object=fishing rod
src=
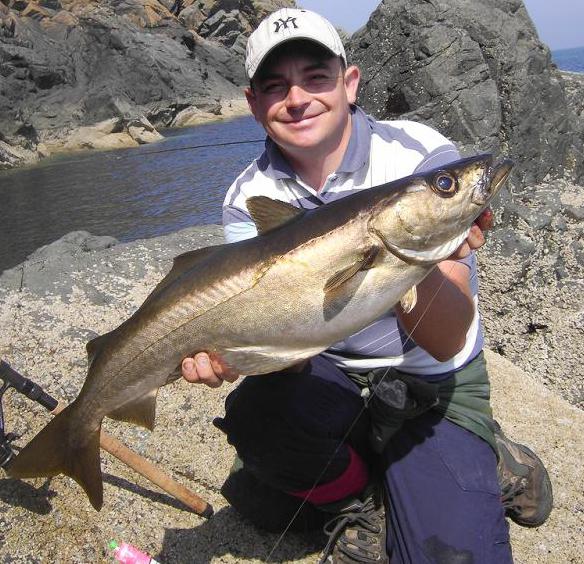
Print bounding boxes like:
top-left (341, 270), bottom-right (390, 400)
top-left (0, 360), bottom-right (57, 468)
top-left (0, 360), bottom-right (213, 517)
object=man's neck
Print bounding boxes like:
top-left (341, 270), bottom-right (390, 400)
top-left (280, 114), bottom-right (353, 192)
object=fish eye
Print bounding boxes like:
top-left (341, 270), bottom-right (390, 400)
top-left (432, 172), bottom-right (457, 197)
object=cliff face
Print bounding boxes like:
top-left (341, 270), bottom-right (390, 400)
top-left (1, 0), bottom-right (583, 182)
top-left (347, 0), bottom-right (584, 185)
top-left (0, 0), bottom-right (295, 167)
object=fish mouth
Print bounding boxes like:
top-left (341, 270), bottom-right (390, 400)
top-left (472, 157), bottom-right (514, 206)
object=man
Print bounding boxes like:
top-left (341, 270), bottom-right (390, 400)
top-left (182, 8), bottom-right (552, 563)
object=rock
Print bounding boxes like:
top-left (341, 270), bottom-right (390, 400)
top-left (170, 102), bottom-right (223, 126)
top-left (0, 0), bottom-right (292, 167)
top-left (63, 125), bottom-right (137, 151)
top-left (347, 0), bottom-right (584, 185)
top-left (127, 123), bottom-right (164, 144)
top-left (0, 138), bottom-right (37, 169)
top-left (112, 0), bottom-right (173, 28)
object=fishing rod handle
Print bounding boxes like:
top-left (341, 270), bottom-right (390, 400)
top-left (0, 361), bottom-right (58, 411)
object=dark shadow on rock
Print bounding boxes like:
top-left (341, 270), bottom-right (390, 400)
top-left (0, 477), bottom-right (57, 515)
top-left (102, 473), bottom-right (200, 514)
top-left (159, 506), bottom-right (324, 563)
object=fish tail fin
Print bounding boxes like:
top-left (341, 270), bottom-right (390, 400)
top-left (6, 404), bottom-right (104, 510)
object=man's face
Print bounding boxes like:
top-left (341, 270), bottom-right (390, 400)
top-left (245, 49), bottom-right (360, 159)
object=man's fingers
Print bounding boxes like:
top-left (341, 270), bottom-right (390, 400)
top-left (182, 352), bottom-right (240, 387)
top-left (194, 353), bottom-right (224, 388)
top-left (181, 354), bottom-right (222, 387)
top-left (467, 223), bottom-right (486, 250)
top-left (209, 354), bottom-right (240, 383)
top-left (181, 357), bottom-right (199, 383)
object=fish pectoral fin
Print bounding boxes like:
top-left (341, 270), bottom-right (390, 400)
top-left (246, 196), bottom-right (305, 235)
top-left (107, 389), bottom-right (158, 431)
top-left (399, 286), bottom-right (418, 313)
top-left (323, 246), bottom-right (381, 322)
top-left (324, 246), bottom-right (381, 293)
top-left (7, 404), bottom-right (104, 511)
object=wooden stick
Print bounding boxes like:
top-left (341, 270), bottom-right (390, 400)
top-left (51, 402), bottom-right (213, 517)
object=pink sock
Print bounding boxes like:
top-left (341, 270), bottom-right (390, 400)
top-left (287, 446), bottom-right (369, 505)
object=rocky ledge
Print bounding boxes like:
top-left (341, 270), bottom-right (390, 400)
top-left (0, 215), bottom-right (582, 561)
top-left (0, 0), bottom-right (291, 168)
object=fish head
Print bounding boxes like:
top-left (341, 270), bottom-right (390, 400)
top-left (369, 154), bottom-right (513, 264)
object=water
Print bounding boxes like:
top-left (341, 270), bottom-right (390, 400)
top-left (0, 116), bottom-right (265, 273)
top-left (552, 46), bottom-right (584, 73)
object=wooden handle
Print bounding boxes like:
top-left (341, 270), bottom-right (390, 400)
top-left (51, 402), bottom-right (213, 517)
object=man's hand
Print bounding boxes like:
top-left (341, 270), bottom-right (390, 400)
top-left (182, 353), bottom-right (240, 388)
top-left (449, 207), bottom-right (494, 260)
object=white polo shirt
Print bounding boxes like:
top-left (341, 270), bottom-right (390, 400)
top-left (222, 106), bottom-right (484, 376)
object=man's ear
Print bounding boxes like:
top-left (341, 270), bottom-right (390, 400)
top-left (343, 65), bottom-right (361, 105)
top-left (245, 86), bottom-right (259, 120)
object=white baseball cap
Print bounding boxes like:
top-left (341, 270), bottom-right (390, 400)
top-left (245, 8), bottom-right (347, 79)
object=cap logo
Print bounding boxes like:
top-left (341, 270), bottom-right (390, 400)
top-left (273, 16), bottom-right (298, 33)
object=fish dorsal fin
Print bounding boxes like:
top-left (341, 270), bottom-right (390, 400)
top-left (138, 245), bottom-right (223, 311)
top-left (86, 245), bottom-right (223, 368)
top-left (86, 331), bottom-right (116, 368)
top-left (324, 246), bottom-right (380, 294)
top-left (246, 196), bottom-right (305, 235)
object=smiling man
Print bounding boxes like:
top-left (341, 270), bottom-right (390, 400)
top-left (181, 8), bottom-right (552, 564)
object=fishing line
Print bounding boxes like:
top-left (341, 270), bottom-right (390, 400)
top-left (3, 138), bottom-right (266, 172)
top-left (265, 261), bottom-right (458, 562)
top-left (113, 138), bottom-right (265, 159)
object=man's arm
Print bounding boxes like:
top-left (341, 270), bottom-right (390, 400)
top-left (395, 210), bottom-right (492, 362)
top-left (396, 261), bottom-right (474, 361)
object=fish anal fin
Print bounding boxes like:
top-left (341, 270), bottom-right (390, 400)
top-left (324, 246), bottom-right (380, 294)
top-left (7, 405), bottom-right (104, 511)
top-left (246, 196), bottom-right (305, 235)
top-left (107, 389), bottom-right (158, 431)
top-left (399, 286), bottom-right (418, 313)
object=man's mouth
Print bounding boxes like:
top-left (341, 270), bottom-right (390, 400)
top-left (281, 113), bottom-right (322, 125)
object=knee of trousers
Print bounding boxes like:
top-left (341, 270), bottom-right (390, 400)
top-left (213, 369), bottom-right (367, 491)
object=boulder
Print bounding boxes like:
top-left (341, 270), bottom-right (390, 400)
top-left (347, 0), bottom-right (584, 185)
top-left (0, 138), bottom-right (37, 169)
top-left (127, 116), bottom-right (164, 144)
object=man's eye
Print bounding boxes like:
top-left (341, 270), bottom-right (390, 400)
top-left (261, 82), bottom-right (286, 94)
top-left (307, 74), bottom-right (330, 83)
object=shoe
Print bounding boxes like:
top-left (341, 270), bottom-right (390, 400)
top-left (318, 484), bottom-right (388, 563)
top-left (494, 422), bottom-right (553, 527)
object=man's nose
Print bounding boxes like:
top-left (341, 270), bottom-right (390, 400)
top-left (285, 83), bottom-right (311, 108)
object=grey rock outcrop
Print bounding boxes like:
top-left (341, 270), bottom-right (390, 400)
top-left (347, 0), bottom-right (584, 185)
top-left (0, 0), bottom-right (295, 168)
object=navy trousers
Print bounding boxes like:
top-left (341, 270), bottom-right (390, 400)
top-left (215, 355), bottom-right (513, 563)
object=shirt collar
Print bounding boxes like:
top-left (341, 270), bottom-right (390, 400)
top-left (259, 105), bottom-right (373, 180)
top-left (336, 105), bottom-right (372, 173)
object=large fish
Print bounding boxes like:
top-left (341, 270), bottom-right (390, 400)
top-left (7, 153), bottom-right (513, 510)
